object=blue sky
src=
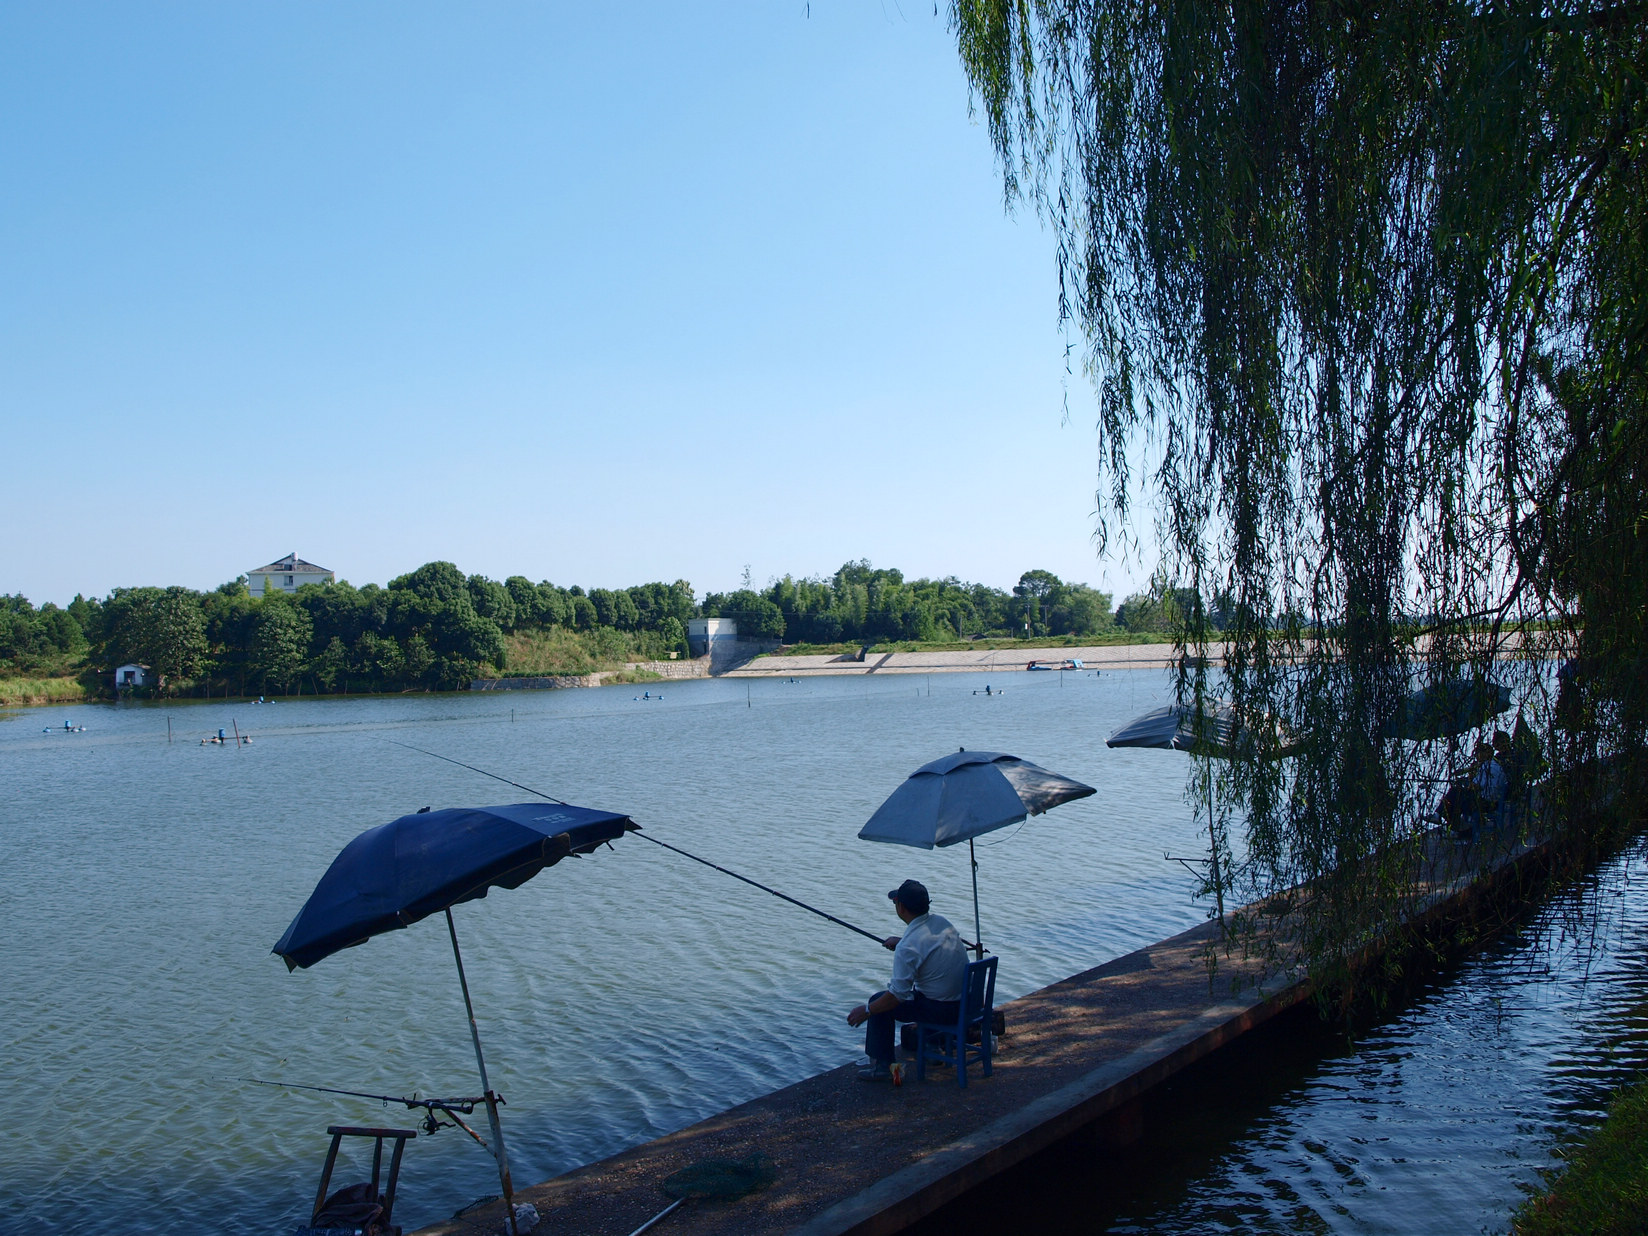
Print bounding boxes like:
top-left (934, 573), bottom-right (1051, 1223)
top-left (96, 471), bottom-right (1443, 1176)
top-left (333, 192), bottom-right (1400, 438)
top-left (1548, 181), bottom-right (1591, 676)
top-left (2, 3), bottom-right (1155, 607)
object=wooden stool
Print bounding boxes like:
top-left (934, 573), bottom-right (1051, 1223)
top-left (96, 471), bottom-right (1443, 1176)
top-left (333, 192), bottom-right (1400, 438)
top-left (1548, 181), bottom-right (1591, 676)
top-left (299, 1125), bottom-right (416, 1236)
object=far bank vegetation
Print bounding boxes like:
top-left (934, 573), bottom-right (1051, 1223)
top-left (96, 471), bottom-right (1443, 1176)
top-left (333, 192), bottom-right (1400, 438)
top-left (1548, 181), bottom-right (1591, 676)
top-left (0, 560), bottom-right (1163, 703)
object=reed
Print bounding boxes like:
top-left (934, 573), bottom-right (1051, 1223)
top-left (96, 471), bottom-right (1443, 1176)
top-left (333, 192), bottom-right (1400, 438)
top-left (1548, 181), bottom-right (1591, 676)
top-left (0, 675), bottom-right (94, 706)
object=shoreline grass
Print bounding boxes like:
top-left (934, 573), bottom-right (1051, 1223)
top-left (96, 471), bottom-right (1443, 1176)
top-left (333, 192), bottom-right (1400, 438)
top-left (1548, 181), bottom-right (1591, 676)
top-left (1515, 1080), bottom-right (1648, 1234)
top-left (0, 675), bottom-right (95, 707)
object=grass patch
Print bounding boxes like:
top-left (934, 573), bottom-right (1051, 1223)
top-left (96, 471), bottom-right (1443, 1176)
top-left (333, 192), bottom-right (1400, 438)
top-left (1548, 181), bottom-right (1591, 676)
top-left (603, 668), bottom-right (663, 685)
top-left (1515, 1080), bottom-right (1648, 1235)
top-left (493, 627), bottom-right (672, 678)
top-left (0, 675), bottom-right (95, 706)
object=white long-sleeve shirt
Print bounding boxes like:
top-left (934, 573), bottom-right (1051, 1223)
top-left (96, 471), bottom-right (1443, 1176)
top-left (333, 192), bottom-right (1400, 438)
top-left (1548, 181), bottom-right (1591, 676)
top-left (885, 911), bottom-right (968, 1003)
top-left (1474, 757), bottom-right (1507, 806)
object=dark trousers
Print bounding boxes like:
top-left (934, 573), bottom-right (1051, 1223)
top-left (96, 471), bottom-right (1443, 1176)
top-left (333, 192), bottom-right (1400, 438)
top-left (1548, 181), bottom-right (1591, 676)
top-left (864, 991), bottom-right (961, 1064)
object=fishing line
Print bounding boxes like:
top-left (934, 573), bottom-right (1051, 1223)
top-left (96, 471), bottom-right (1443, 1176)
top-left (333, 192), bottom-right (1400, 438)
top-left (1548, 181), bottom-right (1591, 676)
top-left (388, 740), bottom-right (890, 948)
top-left (631, 831), bottom-right (887, 947)
top-left (977, 820), bottom-right (1030, 847)
top-left (388, 739), bottom-right (570, 804)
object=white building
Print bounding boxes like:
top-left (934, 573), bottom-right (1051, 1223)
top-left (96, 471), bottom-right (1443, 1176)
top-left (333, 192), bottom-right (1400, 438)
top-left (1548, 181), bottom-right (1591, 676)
top-left (248, 553), bottom-right (335, 597)
top-left (686, 617), bottom-right (738, 657)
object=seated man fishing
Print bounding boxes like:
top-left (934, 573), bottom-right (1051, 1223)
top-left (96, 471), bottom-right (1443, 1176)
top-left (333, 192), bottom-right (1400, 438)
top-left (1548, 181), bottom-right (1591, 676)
top-left (846, 879), bottom-right (969, 1083)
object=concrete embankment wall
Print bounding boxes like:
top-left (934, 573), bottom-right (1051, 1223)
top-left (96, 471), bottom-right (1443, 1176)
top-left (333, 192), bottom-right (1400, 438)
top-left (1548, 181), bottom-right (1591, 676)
top-left (633, 658), bottom-right (712, 679)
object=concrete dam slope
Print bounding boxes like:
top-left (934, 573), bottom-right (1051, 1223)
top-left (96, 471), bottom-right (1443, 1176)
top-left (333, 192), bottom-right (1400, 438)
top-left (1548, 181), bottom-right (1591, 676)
top-left (724, 643), bottom-right (1198, 678)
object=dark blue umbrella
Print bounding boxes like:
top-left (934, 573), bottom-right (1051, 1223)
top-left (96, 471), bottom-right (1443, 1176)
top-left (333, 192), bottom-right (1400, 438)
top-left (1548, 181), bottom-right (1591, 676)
top-left (273, 802), bottom-right (636, 1235)
top-left (273, 802), bottom-right (634, 969)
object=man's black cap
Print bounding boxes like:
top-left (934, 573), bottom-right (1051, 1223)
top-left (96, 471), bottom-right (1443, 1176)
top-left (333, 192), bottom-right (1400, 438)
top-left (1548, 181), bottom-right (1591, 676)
top-left (888, 879), bottom-right (930, 914)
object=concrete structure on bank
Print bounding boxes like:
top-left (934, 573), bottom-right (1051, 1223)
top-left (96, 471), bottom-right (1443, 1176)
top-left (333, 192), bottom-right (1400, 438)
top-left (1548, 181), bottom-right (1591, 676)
top-left (247, 553), bottom-right (335, 597)
top-left (687, 616), bottom-right (739, 657)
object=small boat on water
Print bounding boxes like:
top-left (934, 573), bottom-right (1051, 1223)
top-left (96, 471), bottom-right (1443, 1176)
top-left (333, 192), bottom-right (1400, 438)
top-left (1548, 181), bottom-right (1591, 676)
top-left (1026, 658), bottom-right (1084, 671)
top-left (202, 728), bottom-right (253, 746)
top-left (43, 720), bottom-right (86, 733)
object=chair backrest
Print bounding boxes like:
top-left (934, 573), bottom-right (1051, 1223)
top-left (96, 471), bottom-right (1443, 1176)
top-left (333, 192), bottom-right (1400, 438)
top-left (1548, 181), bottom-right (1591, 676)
top-left (961, 955), bottom-right (998, 1026)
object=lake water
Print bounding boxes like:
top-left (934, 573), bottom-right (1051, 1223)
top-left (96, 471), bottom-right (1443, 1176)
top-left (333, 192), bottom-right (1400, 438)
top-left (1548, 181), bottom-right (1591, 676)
top-left (3, 668), bottom-right (1210, 1234)
top-left (6, 671), bottom-right (1642, 1236)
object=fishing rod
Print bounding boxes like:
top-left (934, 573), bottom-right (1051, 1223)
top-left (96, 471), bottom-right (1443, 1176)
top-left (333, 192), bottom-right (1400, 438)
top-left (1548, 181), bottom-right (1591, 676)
top-left (241, 1077), bottom-right (494, 1146)
top-left (389, 740), bottom-right (898, 950)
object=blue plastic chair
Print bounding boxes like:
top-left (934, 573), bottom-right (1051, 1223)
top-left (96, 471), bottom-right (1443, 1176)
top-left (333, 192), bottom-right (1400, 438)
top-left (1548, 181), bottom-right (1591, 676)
top-left (914, 955), bottom-right (998, 1087)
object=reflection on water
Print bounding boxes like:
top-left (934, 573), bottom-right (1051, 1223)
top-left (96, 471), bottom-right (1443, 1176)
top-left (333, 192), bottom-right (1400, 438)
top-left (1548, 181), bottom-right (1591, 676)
top-left (3, 669), bottom-right (1207, 1234)
top-left (911, 842), bottom-right (1648, 1236)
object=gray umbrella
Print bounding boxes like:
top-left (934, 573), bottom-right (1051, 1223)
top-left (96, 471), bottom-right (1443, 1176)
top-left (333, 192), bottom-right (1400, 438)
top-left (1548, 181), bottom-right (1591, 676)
top-left (1107, 701), bottom-right (1278, 925)
top-left (1105, 703), bottom-right (1240, 756)
top-left (857, 749), bottom-right (1096, 956)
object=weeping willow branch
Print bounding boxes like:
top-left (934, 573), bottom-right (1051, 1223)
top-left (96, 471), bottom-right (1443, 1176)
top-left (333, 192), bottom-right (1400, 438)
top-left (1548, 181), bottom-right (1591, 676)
top-left (951, 0), bottom-right (1648, 991)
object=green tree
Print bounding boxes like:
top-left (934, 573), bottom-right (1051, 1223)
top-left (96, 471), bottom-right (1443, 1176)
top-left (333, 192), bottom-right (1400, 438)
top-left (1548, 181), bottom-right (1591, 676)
top-left (466, 575), bottom-right (517, 631)
top-left (702, 589), bottom-right (785, 640)
top-left (311, 636), bottom-right (349, 693)
top-left (100, 586), bottom-right (207, 687)
top-left (1048, 584), bottom-right (1113, 636)
top-left (148, 587), bottom-right (208, 685)
top-left (1013, 569), bottom-right (1061, 637)
top-left (390, 561), bottom-right (467, 605)
top-left (249, 600), bottom-right (312, 693)
top-left (658, 616), bottom-right (689, 658)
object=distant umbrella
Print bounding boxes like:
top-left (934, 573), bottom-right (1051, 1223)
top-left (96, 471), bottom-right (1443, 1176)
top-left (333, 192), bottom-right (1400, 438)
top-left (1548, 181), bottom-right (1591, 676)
top-left (273, 802), bottom-right (637, 1236)
top-left (1107, 701), bottom-right (1291, 926)
top-left (1382, 678), bottom-right (1512, 742)
top-left (1105, 703), bottom-right (1240, 757)
top-left (858, 749), bottom-right (1096, 956)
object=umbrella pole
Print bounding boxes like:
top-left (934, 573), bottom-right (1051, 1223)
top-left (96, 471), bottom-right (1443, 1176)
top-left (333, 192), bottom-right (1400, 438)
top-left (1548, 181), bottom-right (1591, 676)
top-left (446, 909), bottom-right (520, 1236)
top-left (969, 838), bottom-right (984, 958)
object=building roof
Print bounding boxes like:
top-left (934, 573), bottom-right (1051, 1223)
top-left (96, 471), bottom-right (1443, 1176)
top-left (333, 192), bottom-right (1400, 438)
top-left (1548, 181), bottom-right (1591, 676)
top-left (248, 553), bottom-right (333, 576)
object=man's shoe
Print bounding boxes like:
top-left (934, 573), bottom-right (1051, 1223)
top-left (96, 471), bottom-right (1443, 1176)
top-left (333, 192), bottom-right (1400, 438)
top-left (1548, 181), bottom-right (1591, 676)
top-left (857, 1063), bottom-right (893, 1082)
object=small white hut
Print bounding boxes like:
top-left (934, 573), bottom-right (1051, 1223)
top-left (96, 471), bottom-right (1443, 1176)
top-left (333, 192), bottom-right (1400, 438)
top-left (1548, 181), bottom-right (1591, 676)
top-left (114, 664), bottom-right (150, 689)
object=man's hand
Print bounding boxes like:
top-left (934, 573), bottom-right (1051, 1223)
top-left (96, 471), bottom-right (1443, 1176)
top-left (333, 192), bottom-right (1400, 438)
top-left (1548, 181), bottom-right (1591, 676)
top-left (846, 1003), bottom-right (869, 1028)
top-left (882, 936), bottom-right (899, 951)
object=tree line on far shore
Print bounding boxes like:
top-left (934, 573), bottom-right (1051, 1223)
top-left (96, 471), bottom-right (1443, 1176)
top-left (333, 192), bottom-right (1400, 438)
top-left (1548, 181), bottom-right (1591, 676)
top-left (0, 559), bottom-right (1170, 697)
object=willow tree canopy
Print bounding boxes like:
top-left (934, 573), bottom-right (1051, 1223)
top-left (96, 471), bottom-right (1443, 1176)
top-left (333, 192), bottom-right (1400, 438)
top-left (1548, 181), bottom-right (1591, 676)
top-left (950, 0), bottom-right (1647, 983)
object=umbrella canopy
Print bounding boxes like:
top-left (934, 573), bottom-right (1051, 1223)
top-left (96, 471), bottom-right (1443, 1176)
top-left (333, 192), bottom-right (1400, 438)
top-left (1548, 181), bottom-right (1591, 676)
top-left (274, 802), bottom-right (637, 970)
top-left (857, 750), bottom-right (1095, 957)
top-left (1105, 703), bottom-right (1238, 756)
top-left (1382, 678), bottom-right (1511, 742)
top-left (1105, 701), bottom-right (1303, 761)
top-left (857, 749), bottom-right (1096, 849)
